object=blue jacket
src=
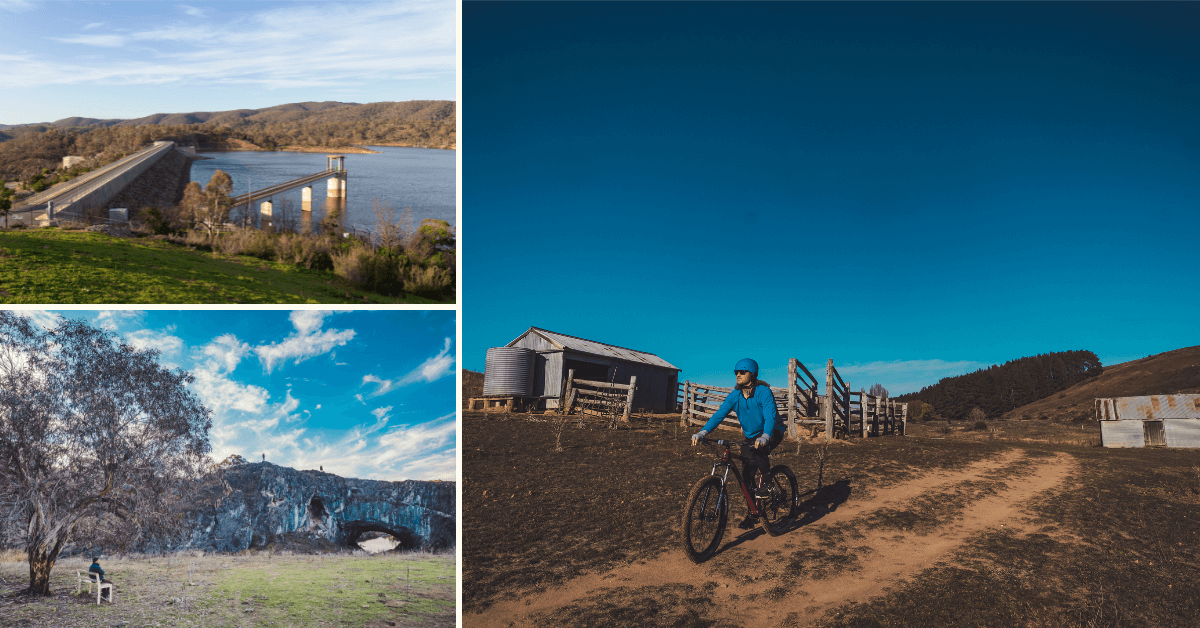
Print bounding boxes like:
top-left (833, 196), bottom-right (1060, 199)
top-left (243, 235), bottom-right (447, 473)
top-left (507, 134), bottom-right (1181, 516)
top-left (89, 563), bottom-right (104, 579)
top-left (700, 384), bottom-right (781, 439)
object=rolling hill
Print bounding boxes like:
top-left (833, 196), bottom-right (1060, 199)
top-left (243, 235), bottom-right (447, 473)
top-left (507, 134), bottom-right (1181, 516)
top-left (1003, 345), bottom-right (1200, 422)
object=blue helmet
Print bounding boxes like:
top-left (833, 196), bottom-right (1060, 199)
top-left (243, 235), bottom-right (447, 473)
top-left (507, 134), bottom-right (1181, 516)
top-left (734, 358), bottom-right (758, 375)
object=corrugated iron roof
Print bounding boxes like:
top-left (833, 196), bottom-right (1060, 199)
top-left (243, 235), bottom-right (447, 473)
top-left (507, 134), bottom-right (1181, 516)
top-left (1096, 395), bottom-right (1200, 421)
top-left (510, 327), bottom-right (680, 370)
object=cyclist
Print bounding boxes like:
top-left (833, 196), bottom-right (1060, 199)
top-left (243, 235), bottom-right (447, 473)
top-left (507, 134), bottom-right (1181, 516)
top-left (691, 358), bottom-right (785, 529)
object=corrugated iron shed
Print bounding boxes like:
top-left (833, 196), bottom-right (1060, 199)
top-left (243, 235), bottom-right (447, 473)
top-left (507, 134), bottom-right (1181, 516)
top-left (1096, 395), bottom-right (1200, 421)
top-left (507, 327), bottom-right (680, 370)
top-left (1096, 394), bottom-right (1200, 448)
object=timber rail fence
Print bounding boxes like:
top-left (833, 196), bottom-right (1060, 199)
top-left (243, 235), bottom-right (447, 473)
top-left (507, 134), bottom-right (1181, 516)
top-left (560, 369), bottom-right (637, 426)
top-left (679, 358), bottom-right (908, 442)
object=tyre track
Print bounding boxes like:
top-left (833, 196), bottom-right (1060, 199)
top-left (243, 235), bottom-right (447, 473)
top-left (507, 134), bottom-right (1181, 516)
top-left (469, 449), bottom-right (1075, 628)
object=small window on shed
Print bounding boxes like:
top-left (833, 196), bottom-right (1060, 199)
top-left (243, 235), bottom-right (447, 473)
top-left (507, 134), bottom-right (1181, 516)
top-left (1143, 421), bottom-right (1166, 447)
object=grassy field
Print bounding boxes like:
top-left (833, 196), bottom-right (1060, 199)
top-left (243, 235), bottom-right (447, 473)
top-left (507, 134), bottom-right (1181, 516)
top-left (0, 549), bottom-right (455, 628)
top-left (0, 228), bottom-right (445, 304)
top-left (464, 410), bottom-right (1200, 627)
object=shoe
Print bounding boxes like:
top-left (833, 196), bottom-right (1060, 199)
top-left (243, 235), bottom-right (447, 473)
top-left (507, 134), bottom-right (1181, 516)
top-left (737, 515), bottom-right (758, 530)
top-left (754, 479), bottom-right (775, 500)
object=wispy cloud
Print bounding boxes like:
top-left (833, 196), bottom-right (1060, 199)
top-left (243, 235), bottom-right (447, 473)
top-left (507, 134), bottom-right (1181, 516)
top-left (833, 359), bottom-right (994, 396)
top-left (253, 310), bottom-right (355, 374)
top-left (81, 22), bottom-right (106, 31)
top-left (179, 4), bottom-right (205, 18)
top-left (48, 34), bottom-right (126, 48)
top-left (0, 0), bottom-right (37, 14)
top-left (124, 327), bottom-right (184, 359)
top-left (11, 310), bottom-right (60, 330)
top-left (361, 337), bottom-right (454, 397)
top-left (3, 2), bottom-right (454, 89)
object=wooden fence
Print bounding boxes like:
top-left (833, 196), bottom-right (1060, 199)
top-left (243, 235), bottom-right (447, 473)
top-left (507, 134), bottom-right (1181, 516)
top-left (679, 358), bottom-right (907, 441)
top-left (560, 368), bottom-right (637, 424)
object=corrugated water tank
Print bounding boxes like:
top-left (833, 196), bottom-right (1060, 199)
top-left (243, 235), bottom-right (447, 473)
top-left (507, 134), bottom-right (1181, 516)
top-left (483, 347), bottom-right (536, 396)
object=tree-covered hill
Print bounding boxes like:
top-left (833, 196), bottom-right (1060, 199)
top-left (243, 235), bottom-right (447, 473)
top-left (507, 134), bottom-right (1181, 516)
top-left (0, 100), bottom-right (455, 181)
top-left (896, 350), bottom-right (1104, 421)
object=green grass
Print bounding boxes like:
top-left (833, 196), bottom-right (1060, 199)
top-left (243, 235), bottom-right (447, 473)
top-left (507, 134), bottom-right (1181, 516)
top-left (0, 551), bottom-right (456, 628)
top-left (0, 228), bottom-right (448, 304)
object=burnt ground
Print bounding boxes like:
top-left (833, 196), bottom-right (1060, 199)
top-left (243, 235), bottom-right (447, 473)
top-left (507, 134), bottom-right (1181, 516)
top-left (464, 410), bottom-right (1200, 628)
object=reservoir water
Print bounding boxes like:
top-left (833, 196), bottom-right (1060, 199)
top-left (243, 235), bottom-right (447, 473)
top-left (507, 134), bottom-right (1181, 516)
top-left (189, 146), bottom-right (455, 234)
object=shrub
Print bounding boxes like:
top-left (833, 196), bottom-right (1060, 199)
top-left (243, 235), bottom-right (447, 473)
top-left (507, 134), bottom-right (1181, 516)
top-left (409, 219), bottom-right (454, 264)
top-left (273, 232), bottom-right (333, 270)
top-left (973, 421), bottom-right (988, 431)
top-left (143, 207), bottom-right (173, 235)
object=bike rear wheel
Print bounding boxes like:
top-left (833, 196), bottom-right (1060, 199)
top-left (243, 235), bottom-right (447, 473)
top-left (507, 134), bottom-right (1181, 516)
top-left (757, 464), bottom-right (798, 537)
top-left (681, 475), bottom-right (727, 564)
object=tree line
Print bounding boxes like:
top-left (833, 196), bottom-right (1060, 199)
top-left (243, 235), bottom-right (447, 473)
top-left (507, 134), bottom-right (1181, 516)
top-left (896, 350), bottom-right (1104, 421)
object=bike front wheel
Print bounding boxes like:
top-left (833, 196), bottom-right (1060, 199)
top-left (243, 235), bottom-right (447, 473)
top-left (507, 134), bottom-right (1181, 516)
top-left (681, 475), bottom-right (727, 564)
top-left (758, 465), bottom-right (798, 537)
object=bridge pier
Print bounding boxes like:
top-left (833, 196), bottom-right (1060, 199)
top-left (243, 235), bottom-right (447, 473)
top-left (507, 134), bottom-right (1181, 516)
top-left (260, 200), bottom-right (273, 216)
top-left (327, 176), bottom-right (345, 199)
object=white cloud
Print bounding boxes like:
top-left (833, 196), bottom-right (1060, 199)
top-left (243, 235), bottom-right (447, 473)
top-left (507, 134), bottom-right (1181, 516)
top-left (315, 404), bottom-right (321, 410)
top-left (202, 333), bottom-right (251, 374)
top-left (371, 406), bottom-right (392, 420)
top-left (94, 310), bottom-right (144, 331)
top-left (10, 310), bottom-right (60, 329)
top-left (82, 22), bottom-right (106, 31)
top-left (0, 0), bottom-right (37, 13)
top-left (124, 327), bottom-right (184, 357)
top-left (361, 337), bottom-right (454, 397)
top-left (48, 34), bottom-right (127, 48)
top-left (179, 4), bottom-right (205, 18)
top-left (253, 312), bottom-right (355, 374)
top-left (1, 2), bottom-right (454, 89)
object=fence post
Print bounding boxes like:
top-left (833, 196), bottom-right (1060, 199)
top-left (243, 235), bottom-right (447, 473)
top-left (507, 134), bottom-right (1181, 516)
top-left (842, 383), bottom-right (850, 439)
top-left (901, 402), bottom-right (907, 436)
top-left (680, 380), bottom-right (689, 426)
top-left (787, 359), bottom-right (798, 438)
top-left (622, 376), bottom-right (637, 423)
top-left (824, 359), bottom-right (834, 442)
top-left (561, 369), bottom-right (575, 414)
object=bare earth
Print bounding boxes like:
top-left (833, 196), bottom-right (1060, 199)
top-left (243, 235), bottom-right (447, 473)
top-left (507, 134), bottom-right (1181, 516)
top-left (471, 449), bottom-right (1077, 627)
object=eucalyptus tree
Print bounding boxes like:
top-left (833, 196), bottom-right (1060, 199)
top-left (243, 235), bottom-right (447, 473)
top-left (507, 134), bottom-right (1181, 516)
top-left (0, 312), bottom-right (212, 596)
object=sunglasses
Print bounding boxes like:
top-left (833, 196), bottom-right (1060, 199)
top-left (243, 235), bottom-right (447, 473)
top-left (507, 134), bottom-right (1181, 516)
top-left (735, 370), bottom-right (752, 376)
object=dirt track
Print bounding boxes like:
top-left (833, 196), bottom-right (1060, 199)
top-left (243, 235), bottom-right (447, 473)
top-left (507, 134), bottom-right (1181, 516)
top-left (471, 449), bottom-right (1077, 627)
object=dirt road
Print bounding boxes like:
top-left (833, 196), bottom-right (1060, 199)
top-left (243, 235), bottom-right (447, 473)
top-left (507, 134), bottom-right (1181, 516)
top-left (470, 448), bottom-right (1077, 627)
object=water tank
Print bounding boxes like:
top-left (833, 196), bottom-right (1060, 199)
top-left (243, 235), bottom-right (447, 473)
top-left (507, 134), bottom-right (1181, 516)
top-left (483, 347), bottom-right (536, 396)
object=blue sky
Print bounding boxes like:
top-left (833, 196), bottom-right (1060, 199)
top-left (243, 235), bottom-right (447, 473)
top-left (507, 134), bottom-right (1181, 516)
top-left (0, 0), bottom-right (454, 125)
top-left (16, 309), bottom-right (456, 481)
top-left (464, 2), bottom-right (1200, 396)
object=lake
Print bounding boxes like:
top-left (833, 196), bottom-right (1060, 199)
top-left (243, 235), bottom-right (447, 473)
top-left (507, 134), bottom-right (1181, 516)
top-left (189, 146), bottom-right (455, 234)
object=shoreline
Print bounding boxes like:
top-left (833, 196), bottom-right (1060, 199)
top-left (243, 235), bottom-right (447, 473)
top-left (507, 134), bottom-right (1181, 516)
top-left (199, 144), bottom-right (455, 155)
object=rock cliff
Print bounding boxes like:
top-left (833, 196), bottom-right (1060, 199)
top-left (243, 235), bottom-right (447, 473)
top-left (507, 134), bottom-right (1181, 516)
top-left (164, 462), bottom-right (455, 553)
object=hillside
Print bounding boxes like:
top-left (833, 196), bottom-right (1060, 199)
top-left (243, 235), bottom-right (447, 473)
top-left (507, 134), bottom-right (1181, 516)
top-left (463, 369), bottom-right (484, 408)
top-left (1003, 345), bottom-right (1200, 422)
top-left (0, 100), bottom-right (455, 180)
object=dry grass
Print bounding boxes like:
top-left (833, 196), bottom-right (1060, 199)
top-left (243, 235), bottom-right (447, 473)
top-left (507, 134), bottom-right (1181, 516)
top-left (0, 549), bottom-right (455, 628)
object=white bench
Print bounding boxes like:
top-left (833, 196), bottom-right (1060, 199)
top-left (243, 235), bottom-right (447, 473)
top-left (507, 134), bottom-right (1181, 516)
top-left (76, 570), bottom-right (113, 604)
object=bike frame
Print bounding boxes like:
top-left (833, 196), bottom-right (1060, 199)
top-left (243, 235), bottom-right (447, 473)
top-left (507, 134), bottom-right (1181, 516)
top-left (705, 439), bottom-right (763, 517)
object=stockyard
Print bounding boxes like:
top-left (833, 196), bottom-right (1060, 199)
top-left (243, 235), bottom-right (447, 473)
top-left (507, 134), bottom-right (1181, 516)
top-left (0, 547), bottom-right (455, 628)
top-left (463, 353), bottom-right (1200, 627)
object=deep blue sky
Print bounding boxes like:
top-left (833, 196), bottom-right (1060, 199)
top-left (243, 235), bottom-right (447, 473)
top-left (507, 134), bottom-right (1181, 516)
top-left (0, 0), bottom-right (454, 125)
top-left (465, 2), bottom-right (1199, 395)
top-left (20, 309), bottom-right (456, 481)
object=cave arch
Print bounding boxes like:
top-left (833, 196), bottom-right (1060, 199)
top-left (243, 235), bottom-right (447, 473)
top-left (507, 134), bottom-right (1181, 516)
top-left (341, 520), bottom-right (416, 550)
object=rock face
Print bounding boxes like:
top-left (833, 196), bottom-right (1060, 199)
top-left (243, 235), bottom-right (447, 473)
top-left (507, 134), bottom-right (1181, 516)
top-left (168, 462), bottom-right (455, 553)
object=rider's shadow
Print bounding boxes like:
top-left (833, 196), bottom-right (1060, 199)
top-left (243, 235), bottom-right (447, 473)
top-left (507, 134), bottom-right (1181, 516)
top-left (790, 479), bottom-right (853, 529)
top-left (716, 479), bottom-right (853, 555)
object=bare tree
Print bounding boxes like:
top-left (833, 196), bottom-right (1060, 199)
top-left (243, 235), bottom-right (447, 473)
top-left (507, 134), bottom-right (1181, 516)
top-left (0, 313), bottom-right (212, 596)
top-left (869, 383), bottom-right (888, 398)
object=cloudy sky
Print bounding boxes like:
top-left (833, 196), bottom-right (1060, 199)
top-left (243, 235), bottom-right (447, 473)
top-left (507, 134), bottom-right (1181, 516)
top-left (20, 309), bottom-right (456, 482)
top-left (0, 0), bottom-right (455, 125)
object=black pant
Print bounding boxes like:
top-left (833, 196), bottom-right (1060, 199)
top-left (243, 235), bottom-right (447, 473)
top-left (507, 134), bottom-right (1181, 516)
top-left (741, 430), bottom-right (784, 490)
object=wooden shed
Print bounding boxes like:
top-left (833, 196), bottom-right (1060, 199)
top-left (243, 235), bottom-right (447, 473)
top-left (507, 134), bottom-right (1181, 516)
top-left (1096, 395), bottom-right (1200, 448)
top-left (503, 327), bottom-right (681, 413)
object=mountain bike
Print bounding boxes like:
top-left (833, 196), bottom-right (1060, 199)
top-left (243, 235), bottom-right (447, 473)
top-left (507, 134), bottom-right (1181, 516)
top-left (680, 437), bottom-right (798, 564)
